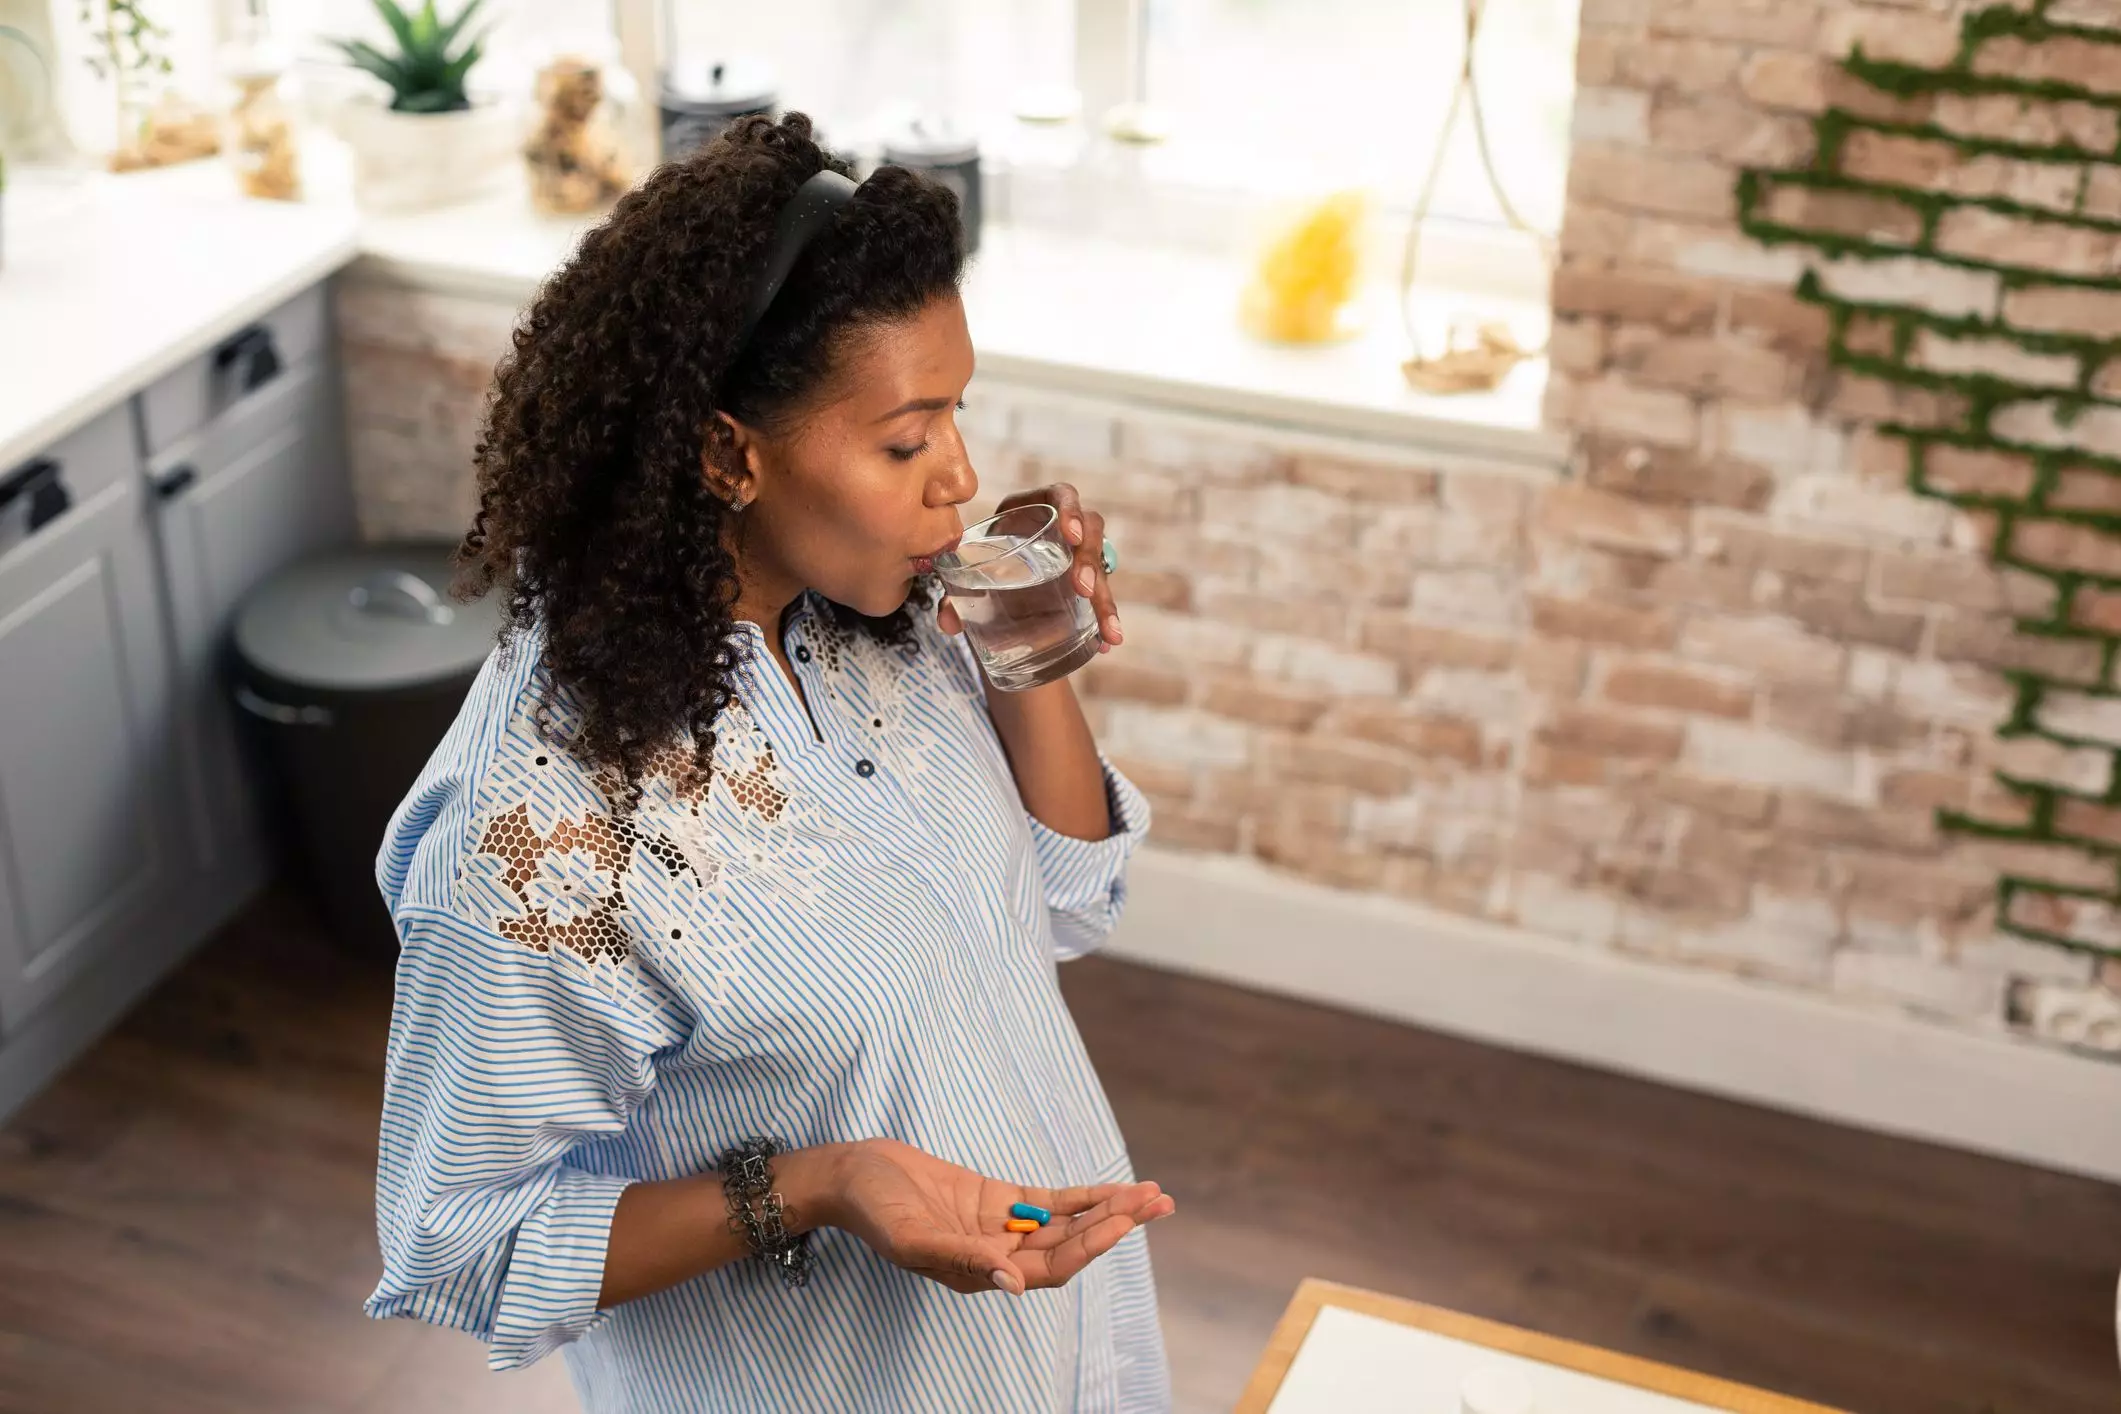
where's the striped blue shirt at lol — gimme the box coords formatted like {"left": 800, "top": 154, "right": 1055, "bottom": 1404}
{"left": 365, "top": 594, "right": 1169, "bottom": 1412}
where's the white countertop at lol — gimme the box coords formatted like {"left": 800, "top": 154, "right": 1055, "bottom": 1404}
{"left": 0, "top": 163, "right": 361, "bottom": 471}
{"left": 356, "top": 176, "right": 1566, "bottom": 469}
{"left": 5, "top": 158, "right": 1563, "bottom": 474}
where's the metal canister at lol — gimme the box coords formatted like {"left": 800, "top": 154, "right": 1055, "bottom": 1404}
{"left": 658, "top": 58, "right": 776, "bottom": 161}
{"left": 882, "top": 121, "right": 982, "bottom": 257}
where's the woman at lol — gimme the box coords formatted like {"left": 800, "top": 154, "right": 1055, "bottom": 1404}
{"left": 363, "top": 113, "right": 1175, "bottom": 1412}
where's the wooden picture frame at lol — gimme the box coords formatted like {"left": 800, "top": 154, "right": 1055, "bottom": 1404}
{"left": 1237, "top": 1279, "right": 1850, "bottom": 1414}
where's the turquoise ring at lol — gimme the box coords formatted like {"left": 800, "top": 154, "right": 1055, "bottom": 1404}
{"left": 1100, "top": 537, "right": 1118, "bottom": 576}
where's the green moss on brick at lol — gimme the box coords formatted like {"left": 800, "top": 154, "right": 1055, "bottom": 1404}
{"left": 1734, "top": 9, "right": 2121, "bottom": 959}
{"left": 1846, "top": 50, "right": 2121, "bottom": 128}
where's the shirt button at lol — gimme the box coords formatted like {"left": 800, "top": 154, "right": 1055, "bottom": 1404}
{"left": 794, "top": 645, "right": 813, "bottom": 663}
{"left": 854, "top": 759, "right": 876, "bottom": 778}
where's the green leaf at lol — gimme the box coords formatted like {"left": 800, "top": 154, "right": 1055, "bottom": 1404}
{"left": 330, "top": 37, "right": 411, "bottom": 94}
{"left": 434, "top": 0, "right": 485, "bottom": 57}
{"left": 435, "top": 38, "right": 481, "bottom": 102}
{"left": 394, "top": 87, "right": 456, "bottom": 113}
{"left": 365, "top": 0, "right": 419, "bottom": 64}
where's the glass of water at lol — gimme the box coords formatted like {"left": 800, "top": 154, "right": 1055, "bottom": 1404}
{"left": 933, "top": 503, "right": 1101, "bottom": 692}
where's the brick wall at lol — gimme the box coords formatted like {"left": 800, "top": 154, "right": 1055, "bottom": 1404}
{"left": 340, "top": 0, "right": 2121, "bottom": 1058}
{"left": 1543, "top": 0, "right": 2121, "bottom": 1055}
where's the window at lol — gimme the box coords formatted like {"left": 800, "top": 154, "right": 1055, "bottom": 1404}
{"left": 663, "top": 0, "right": 1075, "bottom": 154}
{"left": 86, "top": 0, "right": 620, "bottom": 140}
{"left": 647, "top": 0, "right": 1575, "bottom": 235}
{"left": 1132, "top": 0, "right": 1578, "bottom": 232}
{"left": 271, "top": 0, "right": 615, "bottom": 88}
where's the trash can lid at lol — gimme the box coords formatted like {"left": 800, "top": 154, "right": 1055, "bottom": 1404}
{"left": 234, "top": 544, "right": 502, "bottom": 695}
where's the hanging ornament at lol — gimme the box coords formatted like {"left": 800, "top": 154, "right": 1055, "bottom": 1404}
{"left": 1400, "top": 0, "right": 1556, "bottom": 395}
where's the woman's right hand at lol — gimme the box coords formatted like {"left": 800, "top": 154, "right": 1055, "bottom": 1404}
{"left": 790, "top": 1138, "right": 1176, "bottom": 1296}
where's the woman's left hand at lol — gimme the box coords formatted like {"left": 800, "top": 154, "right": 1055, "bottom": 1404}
{"left": 937, "top": 483, "right": 1123, "bottom": 653}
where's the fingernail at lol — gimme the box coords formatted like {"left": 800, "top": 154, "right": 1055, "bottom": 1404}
{"left": 1068, "top": 517, "right": 1083, "bottom": 542}
{"left": 1076, "top": 566, "right": 1095, "bottom": 593}
{"left": 1107, "top": 615, "right": 1123, "bottom": 643}
{"left": 992, "top": 1270, "right": 1020, "bottom": 1295}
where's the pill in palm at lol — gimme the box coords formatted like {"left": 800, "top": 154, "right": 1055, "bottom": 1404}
{"left": 1005, "top": 1218, "right": 1041, "bottom": 1234}
{"left": 1010, "top": 1202, "right": 1051, "bottom": 1224}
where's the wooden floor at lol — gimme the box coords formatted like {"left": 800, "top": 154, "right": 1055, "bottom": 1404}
{"left": 1, "top": 885, "right": 2117, "bottom": 1414}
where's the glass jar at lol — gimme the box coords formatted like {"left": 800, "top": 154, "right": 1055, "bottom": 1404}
{"left": 526, "top": 49, "right": 640, "bottom": 214}
{"left": 219, "top": 28, "right": 300, "bottom": 200}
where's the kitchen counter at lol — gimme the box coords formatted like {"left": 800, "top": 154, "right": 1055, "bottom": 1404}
{"left": 0, "top": 163, "right": 361, "bottom": 472}
{"left": 1, "top": 156, "right": 1562, "bottom": 475}
{"left": 0, "top": 164, "right": 361, "bottom": 1127}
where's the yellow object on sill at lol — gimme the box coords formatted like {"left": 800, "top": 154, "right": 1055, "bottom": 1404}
{"left": 1239, "top": 190, "right": 1366, "bottom": 346}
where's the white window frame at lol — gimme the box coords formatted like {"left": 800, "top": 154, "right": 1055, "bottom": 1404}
{"left": 1071, "top": 0, "right": 1141, "bottom": 130}
{"left": 608, "top": 0, "right": 1141, "bottom": 147}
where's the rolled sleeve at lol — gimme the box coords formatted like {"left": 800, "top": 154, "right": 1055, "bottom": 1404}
{"left": 1029, "top": 756, "right": 1152, "bottom": 960}
{"left": 487, "top": 1166, "right": 637, "bottom": 1369}
{"left": 364, "top": 905, "right": 685, "bottom": 1370}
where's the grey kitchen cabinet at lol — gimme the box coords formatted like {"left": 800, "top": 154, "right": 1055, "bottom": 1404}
{"left": 0, "top": 405, "right": 184, "bottom": 1036}
{"left": 0, "top": 280, "right": 357, "bottom": 1119}
{"left": 148, "top": 337, "right": 356, "bottom": 927}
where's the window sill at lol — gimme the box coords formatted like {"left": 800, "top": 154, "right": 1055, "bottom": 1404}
{"left": 963, "top": 226, "right": 1560, "bottom": 468}
{"left": 353, "top": 184, "right": 1566, "bottom": 471}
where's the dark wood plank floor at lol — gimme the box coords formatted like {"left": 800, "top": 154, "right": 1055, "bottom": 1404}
{"left": 1, "top": 884, "right": 2116, "bottom": 1414}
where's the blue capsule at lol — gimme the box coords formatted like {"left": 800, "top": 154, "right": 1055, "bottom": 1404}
{"left": 1010, "top": 1201, "right": 1051, "bottom": 1225}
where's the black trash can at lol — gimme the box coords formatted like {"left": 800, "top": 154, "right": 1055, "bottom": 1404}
{"left": 231, "top": 544, "right": 501, "bottom": 953}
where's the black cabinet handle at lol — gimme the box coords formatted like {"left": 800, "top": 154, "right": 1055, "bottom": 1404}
{"left": 153, "top": 464, "right": 198, "bottom": 501}
{"left": 0, "top": 457, "right": 69, "bottom": 532}
{"left": 214, "top": 324, "right": 282, "bottom": 393}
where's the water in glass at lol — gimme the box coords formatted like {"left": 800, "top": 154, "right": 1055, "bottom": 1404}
{"left": 940, "top": 534, "right": 1100, "bottom": 691}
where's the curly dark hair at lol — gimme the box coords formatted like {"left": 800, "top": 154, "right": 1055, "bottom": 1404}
{"left": 455, "top": 113, "right": 967, "bottom": 807}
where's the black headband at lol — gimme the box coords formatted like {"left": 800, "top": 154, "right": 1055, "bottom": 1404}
{"left": 737, "top": 169, "right": 859, "bottom": 344}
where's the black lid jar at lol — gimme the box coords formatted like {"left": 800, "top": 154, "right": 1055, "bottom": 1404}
{"left": 659, "top": 58, "right": 777, "bottom": 161}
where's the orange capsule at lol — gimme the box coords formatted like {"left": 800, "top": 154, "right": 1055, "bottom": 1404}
{"left": 1005, "top": 1218, "right": 1041, "bottom": 1234}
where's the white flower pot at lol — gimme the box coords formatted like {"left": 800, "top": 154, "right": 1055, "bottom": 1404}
{"left": 334, "top": 95, "right": 518, "bottom": 212}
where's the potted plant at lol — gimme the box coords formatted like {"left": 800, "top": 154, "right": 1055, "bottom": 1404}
{"left": 74, "top": 0, "right": 218, "bottom": 170}
{"left": 327, "top": 0, "right": 515, "bottom": 211}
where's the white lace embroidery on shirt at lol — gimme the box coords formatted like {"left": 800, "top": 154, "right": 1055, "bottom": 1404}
{"left": 453, "top": 618, "right": 972, "bottom": 1002}
{"left": 456, "top": 688, "right": 827, "bottom": 1006}
{"left": 698, "top": 695, "right": 841, "bottom": 912}
{"left": 808, "top": 607, "right": 960, "bottom": 786}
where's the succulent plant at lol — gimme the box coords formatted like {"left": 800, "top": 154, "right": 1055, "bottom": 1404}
{"left": 331, "top": 0, "right": 487, "bottom": 115}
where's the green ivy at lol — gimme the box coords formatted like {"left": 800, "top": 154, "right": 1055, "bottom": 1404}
{"left": 1845, "top": 50, "right": 2121, "bottom": 132}
{"left": 1736, "top": 8, "right": 2121, "bottom": 959}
